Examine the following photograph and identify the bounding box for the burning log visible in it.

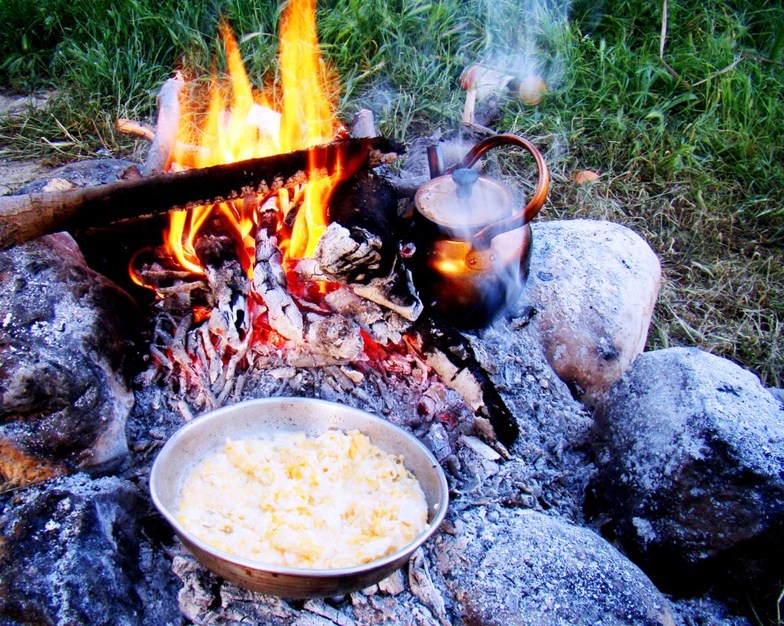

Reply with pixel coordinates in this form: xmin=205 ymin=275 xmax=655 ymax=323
xmin=0 ymin=137 xmax=401 ymax=251
xmin=253 ymin=227 xmax=304 ymax=341
xmin=299 ymin=170 xmax=423 ymax=322
xmin=251 ymin=214 xmax=364 ymax=365
xmin=322 ymin=286 xmax=412 ymax=346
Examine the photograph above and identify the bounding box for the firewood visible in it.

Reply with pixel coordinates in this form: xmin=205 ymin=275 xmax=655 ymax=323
xmin=407 ymin=313 xmax=520 ymax=448
xmin=142 ymin=72 xmax=184 ymax=176
xmin=252 ymin=223 xmax=364 ymax=362
xmin=252 ymin=228 xmax=304 ymax=341
xmin=328 ymin=169 xmax=401 ymax=273
xmin=350 ymin=109 xmax=378 ymax=138
xmin=306 ymin=169 xmax=423 ymax=321
xmin=115 ymin=119 xmax=156 ymax=142
xmin=0 ymin=137 xmax=402 ymax=251
xmin=115 ymin=117 xmax=207 ymax=161
xmin=322 ymin=286 xmax=412 ymax=346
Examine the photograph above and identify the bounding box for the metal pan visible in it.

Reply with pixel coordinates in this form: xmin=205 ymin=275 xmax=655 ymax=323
xmin=150 ymin=397 xmax=449 ymax=598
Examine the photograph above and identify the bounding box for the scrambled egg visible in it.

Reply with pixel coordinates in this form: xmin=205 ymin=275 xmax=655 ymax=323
xmin=176 ymin=429 xmax=428 ymax=569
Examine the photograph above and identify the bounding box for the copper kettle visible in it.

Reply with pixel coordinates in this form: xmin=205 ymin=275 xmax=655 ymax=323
xmin=412 ymin=134 xmax=549 ymax=328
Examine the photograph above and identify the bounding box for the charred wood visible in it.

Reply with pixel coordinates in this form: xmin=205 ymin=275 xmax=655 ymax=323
xmin=408 ymin=313 xmax=520 ymax=448
xmin=328 ymin=170 xmax=401 ymax=279
xmin=351 ymin=258 xmax=422 ymax=322
xmin=300 ymin=170 xmax=423 ymax=321
xmin=322 ymin=286 xmax=412 ymax=345
xmin=0 ymin=137 xmax=402 ymax=251
xmin=303 ymin=314 xmax=363 ymax=362
xmin=252 ymin=228 xmax=303 ymax=341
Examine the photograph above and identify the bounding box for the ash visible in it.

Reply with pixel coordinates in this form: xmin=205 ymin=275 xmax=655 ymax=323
xmin=125 ymin=306 xmax=601 ymax=625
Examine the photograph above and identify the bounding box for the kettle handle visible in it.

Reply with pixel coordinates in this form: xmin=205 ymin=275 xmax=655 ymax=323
xmin=444 ymin=134 xmax=549 ymax=252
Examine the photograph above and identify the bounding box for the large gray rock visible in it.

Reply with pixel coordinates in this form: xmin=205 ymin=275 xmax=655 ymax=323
xmin=525 ymin=219 xmax=661 ymax=406
xmin=0 ymin=473 xmax=179 ymax=625
xmin=0 ymin=233 xmax=137 ymax=492
xmin=589 ymin=347 xmax=784 ymax=598
xmin=436 ymin=507 xmax=676 ymax=626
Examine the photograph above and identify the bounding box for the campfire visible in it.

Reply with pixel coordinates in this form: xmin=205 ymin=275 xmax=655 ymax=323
xmin=111 ymin=1 xmax=523 ymax=447
xmin=0 ymin=0 xmax=564 ymax=456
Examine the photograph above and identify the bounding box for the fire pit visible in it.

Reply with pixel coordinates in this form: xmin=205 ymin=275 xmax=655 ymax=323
xmin=0 ymin=0 xmax=535 ymax=450
xmin=6 ymin=0 xmax=778 ymax=624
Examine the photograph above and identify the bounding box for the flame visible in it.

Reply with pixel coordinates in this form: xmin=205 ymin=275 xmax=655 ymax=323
xmin=289 ymin=149 xmax=345 ymax=259
xmin=160 ymin=0 xmax=343 ymax=279
xmin=278 ymin=0 xmax=337 ymax=153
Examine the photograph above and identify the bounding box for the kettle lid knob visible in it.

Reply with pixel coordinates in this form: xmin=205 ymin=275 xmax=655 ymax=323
xmin=451 ymin=168 xmax=479 ymax=199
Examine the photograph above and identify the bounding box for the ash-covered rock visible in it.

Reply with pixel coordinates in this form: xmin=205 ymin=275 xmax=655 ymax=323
xmin=0 ymin=233 xmax=138 ymax=492
xmin=467 ymin=314 xmax=594 ymax=521
xmin=524 ymin=219 xmax=661 ymax=406
xmin=0 ymin=473 xmax=179 ymax=626
xmin=588 ymin=347 xmax=784 ymax=604
xmin=13 ymin=158 xmax=135 ymax=195
xmin=669 ymin=596 xmax=753 ymax=626
xmin=436 ymin=507 xmax=676 ymax=626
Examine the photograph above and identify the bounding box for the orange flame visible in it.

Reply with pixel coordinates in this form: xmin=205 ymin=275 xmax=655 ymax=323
xmin=278 ymin=0 xmax=338 ymax=153
xmin=161 ymin=0 xmax=344 ymax=278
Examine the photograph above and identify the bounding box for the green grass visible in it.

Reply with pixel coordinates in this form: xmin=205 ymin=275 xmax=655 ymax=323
xmin=0 ymin=0 xmax=782 ymax=388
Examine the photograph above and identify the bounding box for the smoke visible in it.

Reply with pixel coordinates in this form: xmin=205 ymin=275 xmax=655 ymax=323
xmin=479 ymin=0 xmax=572 ymax=91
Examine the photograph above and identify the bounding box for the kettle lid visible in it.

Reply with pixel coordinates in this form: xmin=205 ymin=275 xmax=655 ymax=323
xmin=414 ymin=170 xmax=513 ymax=230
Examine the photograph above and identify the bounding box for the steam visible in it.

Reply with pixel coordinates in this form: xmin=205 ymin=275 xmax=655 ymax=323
xmin=479 ymin=0 xmax=571 ymax=92
xmin=349 ymin=1 xmax=574 ymax=327
xmin=448 ymin=0 xmax=571 ymax=323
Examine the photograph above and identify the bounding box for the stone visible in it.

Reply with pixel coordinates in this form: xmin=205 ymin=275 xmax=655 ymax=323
xmin=436 ymin=507 xmax=676 ymax=626
xmin=0 ymin=233 xmax=137 ymax=492
xmin=768 ymin=386 xmax=784 ymax=409
xmin=588 ymin=347 xmax=784 ymax=600
xmin=12 ymin=158 xmax=135 ymax=195
xmin=0 ymin=473 xmax=179 ymax=625
xmin=523 ymin=219 xmax=661 ymax=406
xmin=0 ymin=93 xmax=55 ymax=196
xmin=669 ymin=596 xmax=752 ymax=626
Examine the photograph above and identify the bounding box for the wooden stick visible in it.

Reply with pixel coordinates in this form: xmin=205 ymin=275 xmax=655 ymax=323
xmin=462 ymin=89 xmax=477 ymax=125
xmin=115 ymin=119 xmax=156 ymax=142
xmin=0 ymin=137 xmax=401 ymax=250
xmin=142 ymin=72 xmax=184 ymax=176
